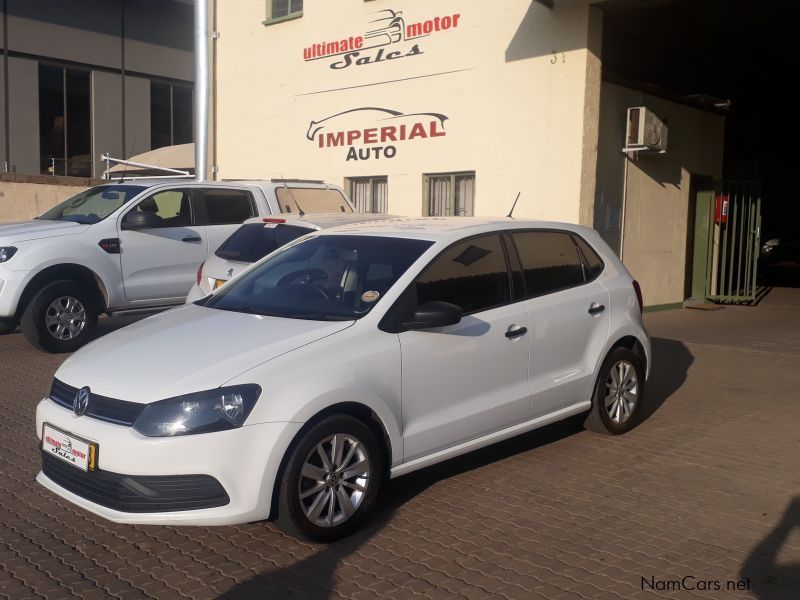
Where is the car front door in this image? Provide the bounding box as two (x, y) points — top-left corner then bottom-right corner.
(396, 234), (532, 462)
(509, 230), (611, 418)
(118, 188), (207, 302)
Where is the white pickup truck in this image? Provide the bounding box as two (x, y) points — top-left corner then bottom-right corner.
(0, 178), (354, 352)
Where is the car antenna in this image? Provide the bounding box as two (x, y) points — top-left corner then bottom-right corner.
(281, 174), (305, 216)
(507, 192), (521, 219)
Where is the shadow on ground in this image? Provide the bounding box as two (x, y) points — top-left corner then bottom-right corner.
(741, 497), (800, 599)
(220, 337), (693, 599)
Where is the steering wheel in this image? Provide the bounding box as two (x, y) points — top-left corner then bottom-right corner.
(276, 268), (330, 300)
(277, 268), (328, 287)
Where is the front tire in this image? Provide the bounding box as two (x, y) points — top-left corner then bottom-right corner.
(275, 414), (385, 542)
(21, 280), (99, 353)
(585, 347), (645, 435)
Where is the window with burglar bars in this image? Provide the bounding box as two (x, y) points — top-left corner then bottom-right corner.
(346, 177), (389, 213)
(269, 0), (303, 21)
(424, 172), (476, 217)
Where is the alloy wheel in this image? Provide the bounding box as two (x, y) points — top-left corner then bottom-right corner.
(44, 296), (87, 341)
(604, 359), (639, 424)
(298, 433), (371, 528)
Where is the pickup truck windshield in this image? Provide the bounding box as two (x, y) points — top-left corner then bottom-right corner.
(38, 184), (145, 224)
(205, 234), (433, 320)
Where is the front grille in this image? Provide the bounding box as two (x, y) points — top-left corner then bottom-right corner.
(42, 452), (230, 513)
(50, 379), (145, 426)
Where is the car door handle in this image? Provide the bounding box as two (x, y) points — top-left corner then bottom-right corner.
(182, 236), (202, 243)
(505, 326), (528, 339)
(588, 303), (606, 315)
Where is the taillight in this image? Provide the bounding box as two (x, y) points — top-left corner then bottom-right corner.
(262, 217), (286, 223)
(632, 280), (644, 314)
(196, 261), (205, 286)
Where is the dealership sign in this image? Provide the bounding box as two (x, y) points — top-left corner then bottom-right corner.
(306, 107), (448, 161)
(302, 8), (461, 70)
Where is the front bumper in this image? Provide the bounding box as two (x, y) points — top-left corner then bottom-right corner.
(0, 264), (30, 319)
(36, 398), (302, 526)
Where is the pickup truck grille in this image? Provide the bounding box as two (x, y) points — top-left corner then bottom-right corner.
(49, 378), (145, 427)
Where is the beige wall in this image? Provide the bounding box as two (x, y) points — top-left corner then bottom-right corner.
(0, 178), (95, 223)
(215, 0), (598, 222)
(595, 82), (725, 306)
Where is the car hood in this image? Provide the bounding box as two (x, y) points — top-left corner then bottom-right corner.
(56, 304), (354, 403)
(0, 219), (88, 244)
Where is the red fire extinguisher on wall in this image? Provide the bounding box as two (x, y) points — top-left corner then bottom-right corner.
(715, 194), (729, 225)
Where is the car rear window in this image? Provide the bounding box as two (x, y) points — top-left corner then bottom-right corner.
(275, 187), (353, 214)
(215, 223), (312, 263)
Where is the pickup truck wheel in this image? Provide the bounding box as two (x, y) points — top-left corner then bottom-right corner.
(21, 280), (99, 353)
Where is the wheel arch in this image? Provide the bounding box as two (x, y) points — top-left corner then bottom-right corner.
(608, 335), (648, 375)
(267, 401), (393, 520)
(16, 264), (109, 320)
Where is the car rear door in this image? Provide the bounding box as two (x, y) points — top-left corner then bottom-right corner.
(395, 233), (532, 462)
(509, 230), (610, 418)
(118, 188), (207, 302)
(192, 187), (258, 254)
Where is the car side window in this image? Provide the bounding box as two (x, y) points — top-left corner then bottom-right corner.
(198, 189), (256, 225)
(573, 234), (605, 279)
(414, 234), (511, 314)
(511, 231), (586, 298)
(127, 190), (192, 228)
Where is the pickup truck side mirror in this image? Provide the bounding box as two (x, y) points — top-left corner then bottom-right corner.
(402, 301), (463, 331)
(121, 211), (160, 230)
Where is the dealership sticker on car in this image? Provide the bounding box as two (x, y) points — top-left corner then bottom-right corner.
(214, 279), (227, 290)
(361, 290), (380, 303)
(42, 424), (96, 471)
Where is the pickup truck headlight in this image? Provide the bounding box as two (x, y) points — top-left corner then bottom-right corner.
(133, 384), (261, 437)
(0, 247), (17, 263)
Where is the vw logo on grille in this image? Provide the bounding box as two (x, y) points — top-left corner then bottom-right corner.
(73, 387), (91, 416)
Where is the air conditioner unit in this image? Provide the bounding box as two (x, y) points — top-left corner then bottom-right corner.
(624, 107), (668, 153)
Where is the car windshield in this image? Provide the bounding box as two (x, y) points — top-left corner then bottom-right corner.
(38, 184), (145, 224)
(204, 234), (433, 320)
(215, 223), (314, 263)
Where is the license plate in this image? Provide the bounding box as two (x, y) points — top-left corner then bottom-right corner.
(42, 423), (97, 472)
(213, 278), (227, 290)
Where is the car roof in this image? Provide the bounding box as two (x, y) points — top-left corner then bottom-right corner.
(96, 178), (343, 190)
(241, 213), (398, 230)
(315, 217), (597, 242)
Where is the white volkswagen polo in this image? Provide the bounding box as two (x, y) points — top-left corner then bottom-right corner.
(36, 218), (650, 541)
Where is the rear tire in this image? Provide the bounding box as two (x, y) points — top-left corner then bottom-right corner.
(585, 347), (645, 435)
(275, 414), (385, 542)
(21, 280), (99, 353)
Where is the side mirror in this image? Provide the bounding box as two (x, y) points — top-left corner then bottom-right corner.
(121, 210), (159, 230)
(402, 301), (463, 331)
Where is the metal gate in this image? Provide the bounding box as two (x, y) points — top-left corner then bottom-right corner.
(703, 181), (762, 304)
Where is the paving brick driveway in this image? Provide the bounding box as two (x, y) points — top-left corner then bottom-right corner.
(1, 289), (799, 599)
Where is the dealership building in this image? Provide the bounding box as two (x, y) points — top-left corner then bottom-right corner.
(206, 0), (798, 309)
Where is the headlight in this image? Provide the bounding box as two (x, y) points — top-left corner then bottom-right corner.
(0, 247), (17, 263)
(133, 384), (261, 437)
